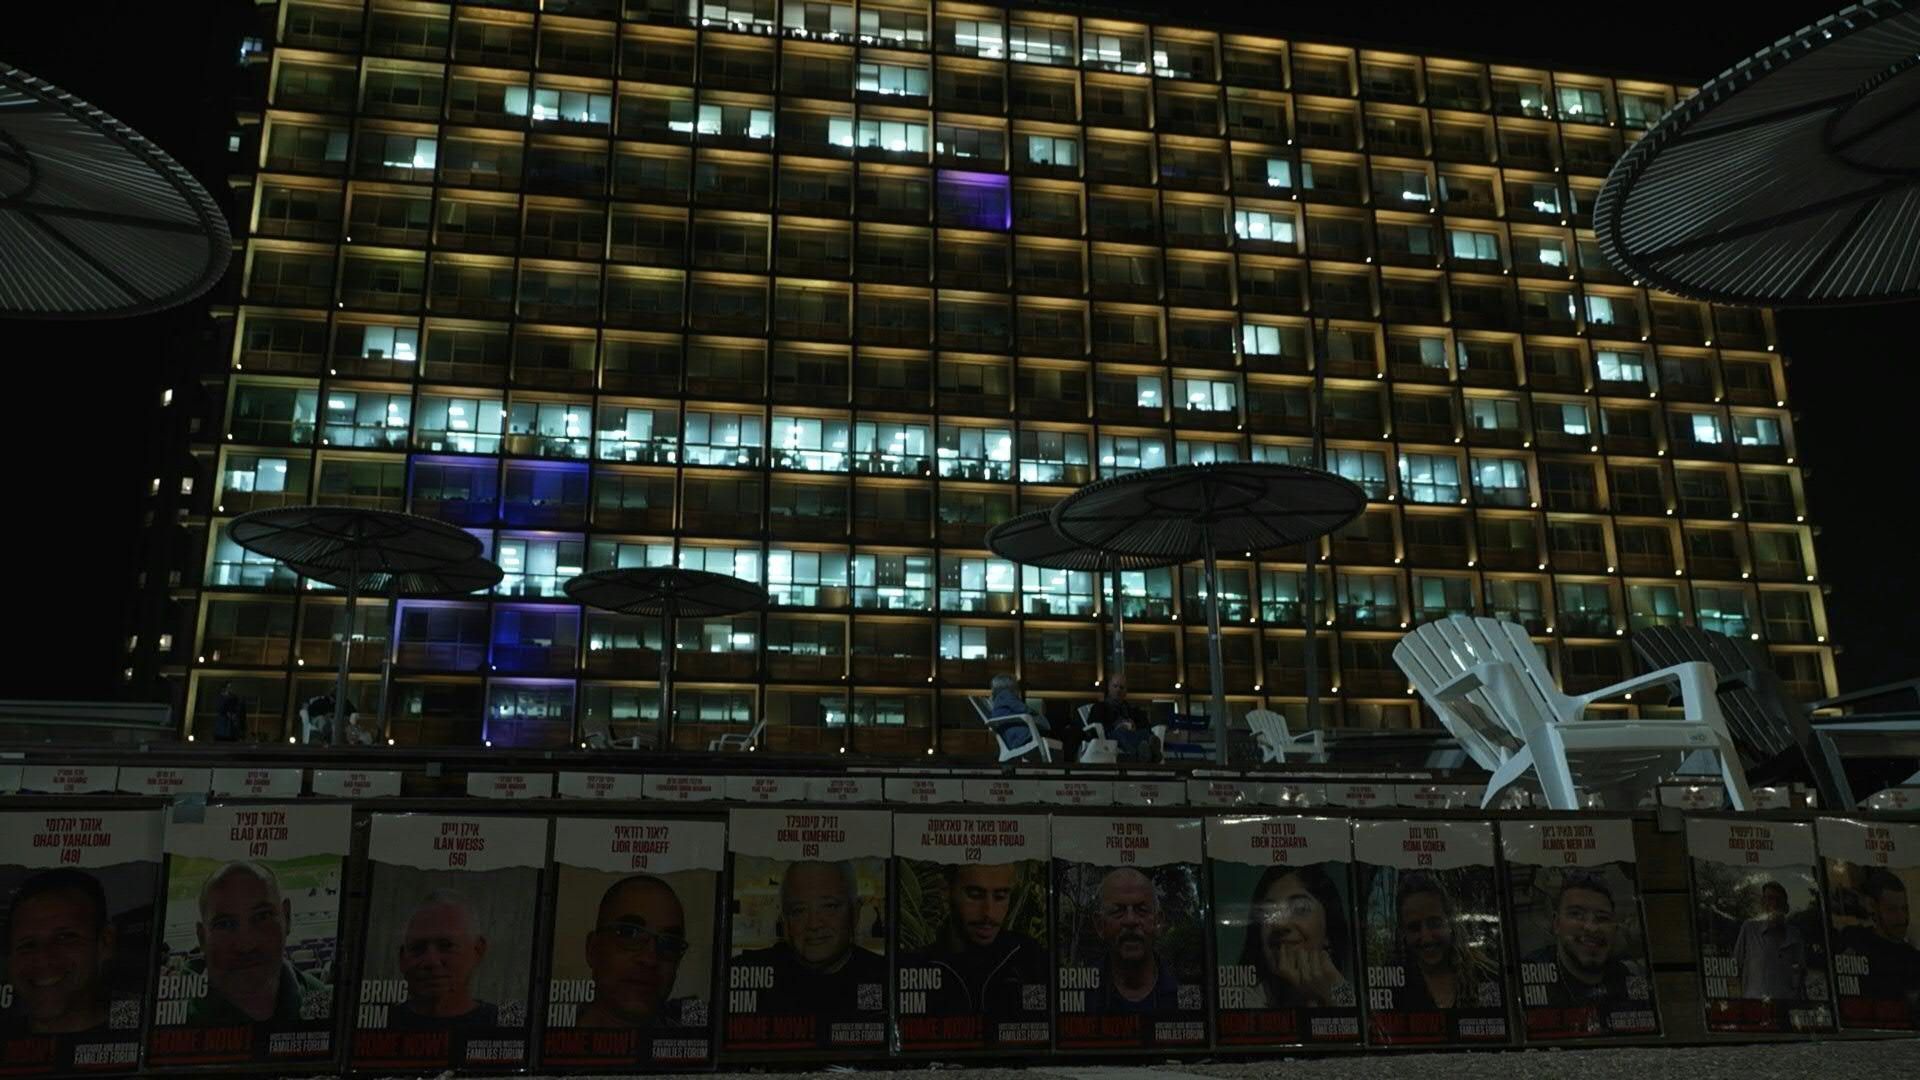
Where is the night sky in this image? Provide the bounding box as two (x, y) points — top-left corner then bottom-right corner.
(2, 1), (1913, 701)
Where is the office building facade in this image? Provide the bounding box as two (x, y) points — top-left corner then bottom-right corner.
(129, 0), (1834, 753)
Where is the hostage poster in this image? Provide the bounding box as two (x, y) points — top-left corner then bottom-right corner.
(1355, 819), (1511, 1046)
(148, 804), (350, 1066)
(1502, 819), (1658, 1040)
(1816, 817), (1919, 1031)
(351, 814), (548, 1070)
(724, 808), (890, 1053)
(1208, 815), (1361, 1045)
(1686, 817), (1833, 1034)
(1052, 816), (1208, 1050)
(0, 809), (162, 1076)
(540, 817), (723, 1068)
(892, 812), (1049, 1052)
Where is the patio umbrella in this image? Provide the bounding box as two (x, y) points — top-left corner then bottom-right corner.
(302, 555), (504, 739)
(1050, 463), (1367, 763)
(985, 509), (1182, 676)
(0, 62), (230, 318)
(1595, 0), (1920, 305)
(564, 567), (769, 749)
(228, 507), (482, 744)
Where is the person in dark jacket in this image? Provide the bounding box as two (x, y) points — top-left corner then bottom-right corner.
(186, 862), (328, 1026)
(213, 683), (246, 742)
(1834, 869), (1919, 1013)
(1520, 873), (1644, 1019)
(1088, 868), (1181, 1013)
(899, 863), (1047, 1026)
(1085, 677), (1159, 762)
(730, 860), (886, 1023)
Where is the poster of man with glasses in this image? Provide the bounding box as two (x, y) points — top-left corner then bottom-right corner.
(1502, 819), (1658, 1040)
(538, 817), (721, 1068)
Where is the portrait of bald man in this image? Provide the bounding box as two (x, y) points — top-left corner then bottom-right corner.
(186, 862), (327, 1026)
(1088, 867), (1181, 1014)
(578, 875), (694, 1029)
(388, 890), (497, 1029)
(733, 860), (886, 1020)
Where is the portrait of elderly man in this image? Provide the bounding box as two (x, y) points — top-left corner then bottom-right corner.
(578, 875), (693, 1030)
(2, 869), (120, 1035)
(1523, 872), (1642, 1012)
(734, 860), (885, 1019)
(1087, 867), (1181, 1014)
(389, 890), (497, 1029)
(900, 862), (1047, 1021)
(186, 862), (326, 1026)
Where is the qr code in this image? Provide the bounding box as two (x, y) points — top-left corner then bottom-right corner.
(1176, 985), (1202, 1011)
(498, 1000), (526, 1027)
(1021, 984), (1045, 1011)
(109, 1000), (140, 1030)
(300, 988), (332, 1021)
(857, 983), (882, 1011)
(681, 998), (708, 1026)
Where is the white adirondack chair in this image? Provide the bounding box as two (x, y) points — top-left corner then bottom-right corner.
(581, 714), (649, 750)
(1075, 703), (1120, 764)
(1394, 615), (1751, 811)
(708, 716), (767, 752)
(1245, 708), (1327, 764)
(971, 696), (1059, 764)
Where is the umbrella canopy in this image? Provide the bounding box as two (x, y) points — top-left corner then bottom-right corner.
(564, 566), (769, 618)
(302, 555), (504, 598)
(1595, 0), (1920, 306)
(227, 507), (482, 576)
(0, 63), (231, 319)
(986, 510), (1185, 571)
(1049, 463), (1367, 561)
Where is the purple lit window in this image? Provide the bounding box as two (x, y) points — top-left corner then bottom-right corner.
(490, 604), (580, 675)
(501, 460), (589, 526)
(484, 679), (575, 748)
(937, 170), (1010, 231)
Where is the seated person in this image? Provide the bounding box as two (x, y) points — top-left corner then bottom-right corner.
(986, 674), (1050, 750)
(1086, 678), (1160, 763)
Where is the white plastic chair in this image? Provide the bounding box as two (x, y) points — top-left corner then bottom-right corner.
(1394, 615), (1751, 811)
(971, 696), (1059, 764)
(1245, 708), (1327, 764)
(1076, 703), (1120, 764)
(708, 716), (767, 752)
(581, 713), (648, 750)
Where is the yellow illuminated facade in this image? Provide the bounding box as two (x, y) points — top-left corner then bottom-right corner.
(150, 0), (1833, 753)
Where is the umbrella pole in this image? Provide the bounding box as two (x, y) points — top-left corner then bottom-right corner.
(1202, 536), (1229, 766)
(377, 596), (394, 740)
(334, 559), (357, 747)
(1109, 569), (1126, 677)
(659, 608), (674, 751)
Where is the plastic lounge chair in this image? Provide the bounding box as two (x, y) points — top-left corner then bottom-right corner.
(971, 696), (1059, 764)
(1631, 625), (1920, 808)
(708, 716), (767, 752)
(1245, 708), (1327, 764)
(581, 714), (647, 750)
(1394, 615), (1751, 811)
(1075, 703), (1121, 763)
